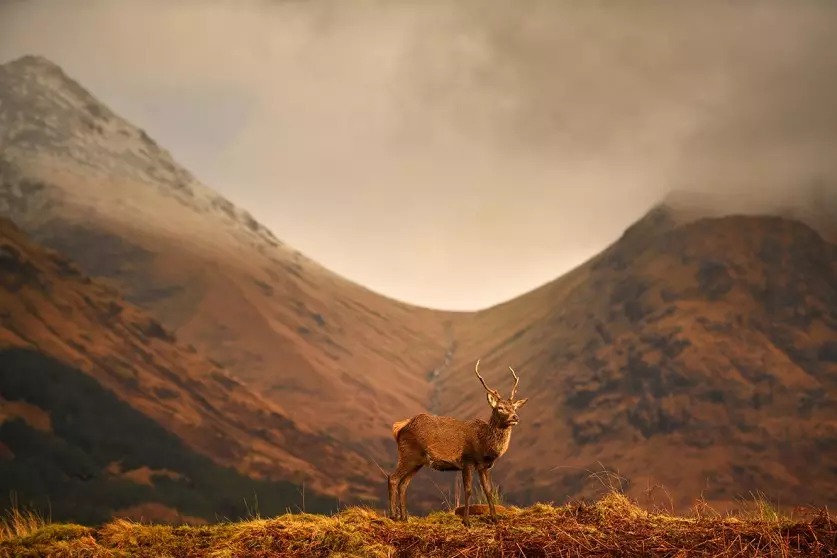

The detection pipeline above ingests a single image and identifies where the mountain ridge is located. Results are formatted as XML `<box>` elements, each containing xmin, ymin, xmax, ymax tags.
<box><xmin>0</xmin><ymin>54</ymin><xmax>465</xmax><ymax>312</ymax></box>
<box><xmin>439</xmin><ymin>208</ymin><xmax>837</xmax><ymax>511</ymax></box>
<box><xmin>0</xmin><ymin>54</ymin><xmax>454</xmax><ymax>474</ymax></box>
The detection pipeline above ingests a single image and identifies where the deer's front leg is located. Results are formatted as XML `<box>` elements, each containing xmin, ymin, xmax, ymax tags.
<box><xmin>478</xmin><ymin>468</ymin><xmax>497</xmax><ymax>522</ymax></box>
<box><xmin>461</xmin><ymin>464</ymin><xmax>473</xmax><ymax>528</ymax></box>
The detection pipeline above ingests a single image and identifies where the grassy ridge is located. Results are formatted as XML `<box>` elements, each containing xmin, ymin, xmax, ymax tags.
<box><xmin>2</xmin><ymin>492</ymin><xmax>835</xmax><ymax>557</ymax></box>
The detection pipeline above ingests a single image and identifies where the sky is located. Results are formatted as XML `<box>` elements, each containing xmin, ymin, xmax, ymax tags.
<box><xmin>1</xmin><ymin>0</ymin><xmax>836</xmax><ymax>310</ymax></box>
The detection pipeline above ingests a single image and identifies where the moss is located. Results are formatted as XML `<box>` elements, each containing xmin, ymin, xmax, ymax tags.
<box><xmin>14</xmin><ymin>523</ymin><xmax>92</xmax><ymax>545</ymax></box>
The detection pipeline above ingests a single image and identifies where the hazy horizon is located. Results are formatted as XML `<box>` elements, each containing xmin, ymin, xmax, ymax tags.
<box><xmin>2</xmin><ymin>0</ymin><xmax>836</xmax><ymax>310</ymax></box>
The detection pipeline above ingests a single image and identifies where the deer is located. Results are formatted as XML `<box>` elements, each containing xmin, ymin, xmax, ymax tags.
<box><xmin>387</xmin><ymin>359</ymin><xmax>529</xmax><ymax>527</ymax></box>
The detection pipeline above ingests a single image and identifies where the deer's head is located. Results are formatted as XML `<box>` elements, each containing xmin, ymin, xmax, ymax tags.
<box><xmin>474</xmin><ymin>359</ymin><xmax>529</xmax><ymax>427</ymax></box>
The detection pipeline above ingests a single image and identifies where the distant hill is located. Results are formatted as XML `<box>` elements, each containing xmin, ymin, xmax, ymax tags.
<box><xmin>0</xmin><ymin>217</ymin><xmax>373</xmax><ymax>523</ymax></box>
<box><xmin>442</xmin><ymin>205</ymin><xmax>837</xmax><ymax>511</ymax></box>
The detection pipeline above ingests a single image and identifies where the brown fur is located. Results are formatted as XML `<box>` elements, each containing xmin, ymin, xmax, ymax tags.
<box><xmin>387</xmin><ymin>360</ymin><xmax>529</xmax><ymax>527</ymax></box>
<box><xmin>391</xmin><ymin>419</ymin><xmax>411</xmax><ymax>440</ymax></box>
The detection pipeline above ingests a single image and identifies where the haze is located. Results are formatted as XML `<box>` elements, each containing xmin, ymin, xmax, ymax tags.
<box><xmin>1</xmin><ymin>0</ymin><xmax>836</xmax><ymax>310</ymax></box>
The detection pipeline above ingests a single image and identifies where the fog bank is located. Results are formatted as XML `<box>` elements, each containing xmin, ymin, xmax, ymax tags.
<box><xmin>2</xmin><ymin>0</ymin><xmax>836</xmax><ymax>309</ymax></box>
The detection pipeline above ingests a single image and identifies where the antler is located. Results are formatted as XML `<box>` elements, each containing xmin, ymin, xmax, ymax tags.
<box><xmin>508</xmin><ymin>366</ymin><xmax>520</xmax><ymax>400</ymax></box>
<box><xmin>474</xmin><ymin>359</ymin><xmax>501</xmax><ymax>399</ymax></box>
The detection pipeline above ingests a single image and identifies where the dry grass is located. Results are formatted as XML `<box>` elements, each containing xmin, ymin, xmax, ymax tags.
<box><xmin>2</xmin><ymin>491</ymin><xmax>835</xmax><ymax>557</ymax></box>
<box><xmin>1</xmin><ymin>505</ymin><xmax>48</xmax><ymax>543</ymax></box>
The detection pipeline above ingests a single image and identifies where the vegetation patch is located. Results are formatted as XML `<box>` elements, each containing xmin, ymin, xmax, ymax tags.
<box><xmin>0</xmin><ymin>348</ymin><xmax>336</xmax><ymax>525</ymax></box>
<box><xmin>2</xmin><ymin>492</ymin><xmax>835</xmax><ymax>557</ymax></box>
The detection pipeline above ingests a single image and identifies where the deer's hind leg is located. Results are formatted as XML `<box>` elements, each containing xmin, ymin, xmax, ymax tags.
<box><xmin>387</xmin><ymin>464</ymin><xmax>407</xmax><ymax>520</ymax></box>
<box><xmin>397</xmin><ymin>465</ymin><xmax>422</xmax><ymax>521</ymax></box>
<box><xmin>388</xmin><ymin>440</ymin><xmax>426</xmax><ymax>521</ymax></box>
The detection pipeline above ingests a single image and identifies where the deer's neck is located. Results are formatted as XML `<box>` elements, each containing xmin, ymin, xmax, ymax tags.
<box><xmin>486</xmin><ymin>415</ymin><xmax>514</xmax><ymax>457</ymax></box>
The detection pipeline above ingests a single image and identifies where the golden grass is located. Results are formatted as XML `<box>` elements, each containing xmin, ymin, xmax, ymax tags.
<box><xmin>1</xmin><ymin>492</ymin><xmax>835</xmax><ymax>557</ymax></box>
<box><xmin>1</xmin><ymin>505</ymin><xmax>48</xmax><ymax>543</ymax></box>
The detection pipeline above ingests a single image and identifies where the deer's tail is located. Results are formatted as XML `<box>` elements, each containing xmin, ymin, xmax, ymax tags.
<box><xmin>391</xmin><ymin>419</ymin><xmax>411</xmax><ymax>440</ymax></box>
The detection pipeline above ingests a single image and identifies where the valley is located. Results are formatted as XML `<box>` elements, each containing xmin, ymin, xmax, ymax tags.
<box><xmin>2</xmin><ymin>54</ymin><xmax>837</xmax><ymax>523</ymax></box>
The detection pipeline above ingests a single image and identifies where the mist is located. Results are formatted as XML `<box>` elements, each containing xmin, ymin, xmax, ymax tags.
<box><xmin>1</xmin><ymin>0</ymin><xmax>836</xmax><ymax>310</ymax></box>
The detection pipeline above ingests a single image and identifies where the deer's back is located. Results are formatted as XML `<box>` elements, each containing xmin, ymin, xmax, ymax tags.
<box><xmin>399</xmin><ymin>414</ymin><xmax>485</xmax><ymax>466</ymax></box>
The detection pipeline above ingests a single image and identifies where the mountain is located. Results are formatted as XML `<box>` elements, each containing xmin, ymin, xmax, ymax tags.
<box><xmin>0</xmin><ymin>216</ymin><xmax>384</xmax><ymax>523</ymax></box>
<box><xmin>3</xmin><ymin>53</ymin><xmax>837</xmax><ymax>518</ymax></box>
<box><xmin>441</xmin><ymin>205</ymin><xmax>837</xmax><ymax>512</ymax></box>
<box><xmin>0</xmin><ymin>54</ymin><xmax>453</xmax><ymax>472</ymax></box>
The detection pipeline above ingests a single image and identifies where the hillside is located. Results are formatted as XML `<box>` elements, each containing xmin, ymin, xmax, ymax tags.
<box><xmin>3</xmin><ymin>52</ymin><xmax>837</xmax><ymax>521</ymax></box>
<box><xmin>0</xmin><ymin>216</ymin><xmax>377</xmax><ymax>523</ymax></box>
<box><xmin>441</xmin><ymin>206</ymin><xmax>837</xmax><ymax>512</ymax></box>
<box><xmin>0</xmin><ymin>54</ymin><xmax>454</xmax><ymax>470</ymax></box>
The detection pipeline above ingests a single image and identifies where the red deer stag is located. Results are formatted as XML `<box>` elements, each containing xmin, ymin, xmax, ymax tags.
<box><xmin>387</xmin><ymin>359</ymin><xmax>528</xmax><ymax>526</ymax></box>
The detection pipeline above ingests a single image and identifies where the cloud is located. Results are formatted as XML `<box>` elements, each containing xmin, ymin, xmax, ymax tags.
<box><xmin>1</xmin><ymin>0</ymin><xmax>836</xmax><ymax>309</ymax></box>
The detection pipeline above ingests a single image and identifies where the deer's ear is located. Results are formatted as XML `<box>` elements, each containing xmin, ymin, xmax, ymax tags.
<box><xmin>513</xmin><ymin>398</ymin><xmax>529</xmax><ymax>410</ymax></box>
<box><xmin>486</xmin><ymin>392</ymin><xmax>499</xmax><ymax>408</ymax></box>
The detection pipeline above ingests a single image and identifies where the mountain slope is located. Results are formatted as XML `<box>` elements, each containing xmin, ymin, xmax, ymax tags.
<box><xmin>441</xmin><ymin>206</ymin><xmax>837</xmax><ymax>511</ymax></box>
<box><xmin>0</xmin><ymin>216</ymin><xmax>378</xmax><ymax>522</ymax></box>
<box><xmin>3</xmin><ymin>53</ymin><xmax>837</xmax><ymax>517</ymax></box>
<box><xmin>0</xmin><ymin>55</ymin><xmax>453</xmax><ymax>466</ymax></box>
